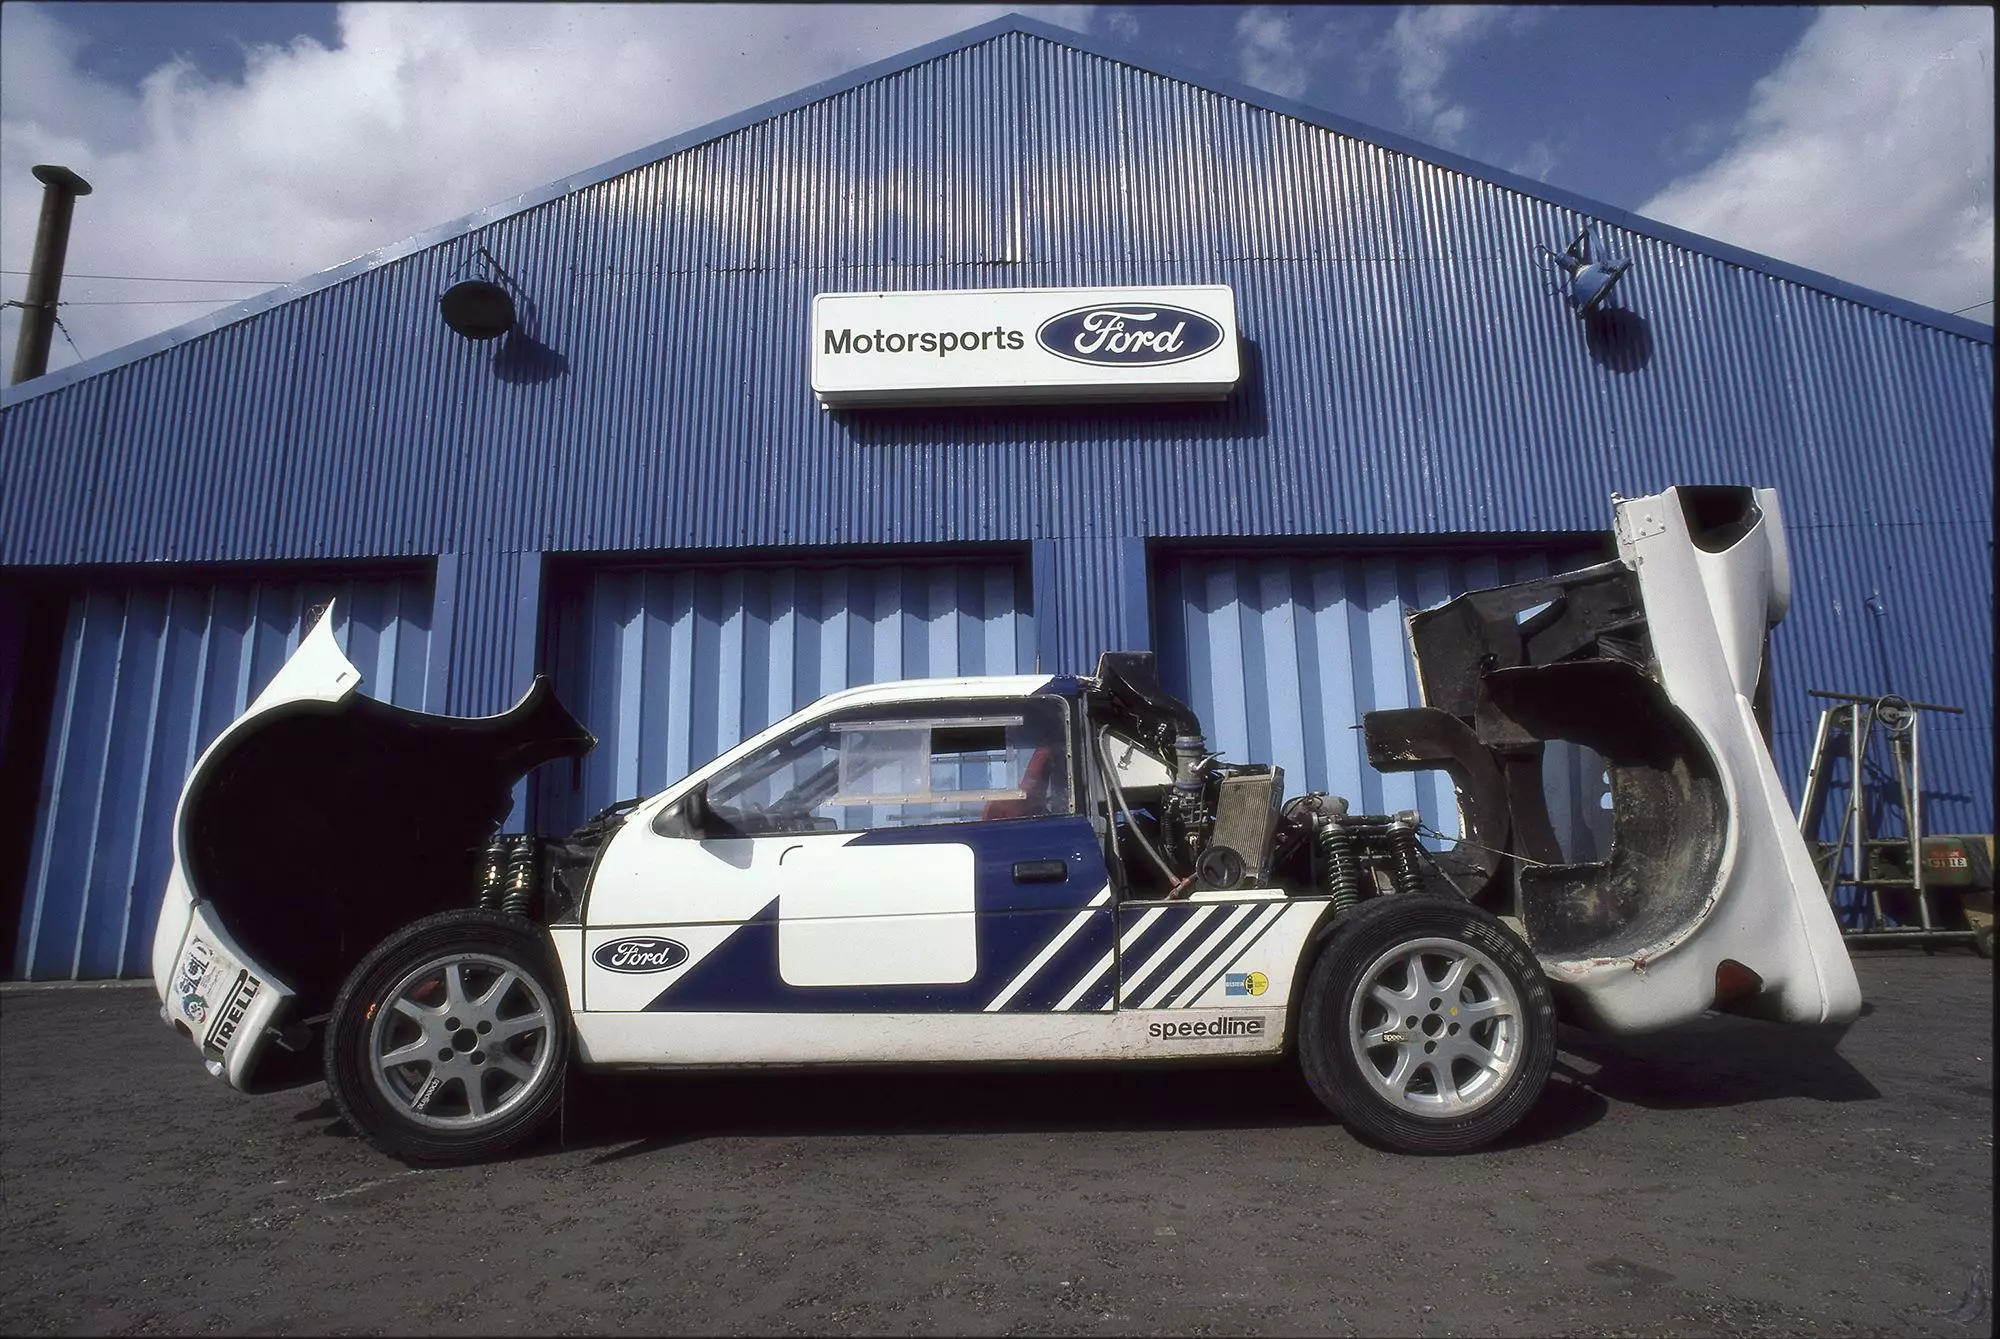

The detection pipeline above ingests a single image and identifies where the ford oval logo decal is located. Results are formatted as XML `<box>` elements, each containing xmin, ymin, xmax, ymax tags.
<box><xmin>592</xmin><ymin>937</ymin><xmax>690</xmax><ymax>974</ymax></box>
<box><xmin>1036</xmin><ymin>303</ymin><xmax>1225</xmax><ymax>368</ymax></box>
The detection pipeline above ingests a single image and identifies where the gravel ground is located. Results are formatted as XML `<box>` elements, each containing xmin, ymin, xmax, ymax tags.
<box><xmin>1</xmin><ymin>948</ymin><xmax>1990</xmax><ymax>1336</ymax></box>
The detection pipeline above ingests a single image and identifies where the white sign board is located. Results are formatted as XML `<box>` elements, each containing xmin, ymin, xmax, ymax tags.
<box><xmin>810</xmin><ymin>285</ymin><xmax>1239</xmax><ymax>407</ymax></box>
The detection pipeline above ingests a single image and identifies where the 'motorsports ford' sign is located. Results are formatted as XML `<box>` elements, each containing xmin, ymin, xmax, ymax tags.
<box><xmin>811</xmin><ymin>285</ymin><xmax>1238</xmax><ymax>407</ymax></box>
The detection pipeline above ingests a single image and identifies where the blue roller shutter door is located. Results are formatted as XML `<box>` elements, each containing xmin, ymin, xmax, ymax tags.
<box><xmin>539</xmin><ymin>558</ymin><xmax>1036</xmax><ymax>832</ymax></box>
<box><xmin>13</xmin><ymin>574</ymin><xmax>434</xmax><ymax>980</ymax></box>
<box><xmin>1154</xmin><ymin>547</ymin><xmax>1614</xmax><ymax>864</ymax></box>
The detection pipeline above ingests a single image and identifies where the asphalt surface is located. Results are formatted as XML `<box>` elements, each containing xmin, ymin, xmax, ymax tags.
<box><xmin>1</xmin><ymin>949</ymin><xmax>1991</xmax><ymax>1337</ymax></box>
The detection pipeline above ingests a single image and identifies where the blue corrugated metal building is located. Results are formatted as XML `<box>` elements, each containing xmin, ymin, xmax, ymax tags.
<box><xmin>2</xmin><ymin>15</ymin><xmax>1991</xmax><ymax>979</ymax></box>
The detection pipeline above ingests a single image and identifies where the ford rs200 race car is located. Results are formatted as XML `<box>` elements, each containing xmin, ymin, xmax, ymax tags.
<box><xmin>153</xmin><ymin>485</ymin><xmax>1860</xmax><ymax>1162</ymax></box>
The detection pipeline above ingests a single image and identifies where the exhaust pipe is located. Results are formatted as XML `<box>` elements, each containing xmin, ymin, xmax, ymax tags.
<box><xmin>9</xmin><ymin>164</ymin><xmax>93</xmax><ymax>386</ymax></box>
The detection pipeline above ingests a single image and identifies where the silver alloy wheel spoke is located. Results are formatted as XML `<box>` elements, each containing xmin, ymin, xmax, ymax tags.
<box><xmin>1347</xmin><ymin>936</ymin><xmax>1523</xmax><ymax>1119</ymax></box>
<box><xmin>378</xmin><ymin>1037</ymin><xmax>433</xmax><ymax>1071</ymax></box>
<box><xmin>463</xmin><ymin>1074</ymin><xmax>489</xmax><ymax>1119</ymax></box>
<box><xmin>1434</xmin><ymin>954</ymin><xmax>1473</xmax><ymax>1000</ymax></box>
<box><xmin>1457</xmin><ymin>1035</ymin><xmax>1505</xmax><ymax>1072</ymax></box>
<box><xmin>1457</xmin><ymin>996</ymin><xmax>1510</xmax><ymax>1023</ymax></box>
<box><xmin>487</xmin><ymin>1011</ymin><xmax>546</xmax><ymax>1045</ymax></box>
<box><xmin>444</xmin><ymin>963</ymin><xmax>471</xmax><ymax>1012</ymax></box>
<box><xmin>1371</xmin><ymin>981</ymin><xmax>1415</xmax><ymax>1013</ymax></box>
<box><xmin>391</xmin><ymin>996</ymin><xmax>437</xmax><ymax>1023</ymax></box>
<box><xmin>489</xmin><ymin>1050</ymin><xmax>536</xmax><ymax>1083</ymax></box>
<box><xmin>474</xmin><ymin>969</ymin><xmax>518</xmax><ymax>1009</ymax></box>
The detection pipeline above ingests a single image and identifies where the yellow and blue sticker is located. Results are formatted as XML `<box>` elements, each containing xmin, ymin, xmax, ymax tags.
<box><xmin>1224</xmin><ymin>971</ymin><xmax>1268</xmax><ymax>997</ymax></box>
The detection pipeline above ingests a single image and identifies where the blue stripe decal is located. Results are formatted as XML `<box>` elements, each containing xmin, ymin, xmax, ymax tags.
<box><xmin>1071</xmin><ymin>964</ymin><xmax>1119</xmax><ymax>1012</ymax></box>
<box><xmin>1120</xmin><ymin>905</ymin><xmax>1229</xmax><ymax>1002</ymax></box>
<box><xmin>1167</xmin><ymin>904</ymin><xmax>1288</xmax><ymax>1007</ymax></box>
<box><xmin>1006</xmin><ymin>912</ymin><xmax>1121</xmax><ymax>1012</ymax></box>
<box><xmin>1116</xmin><ymin>903</ymin><xmax>1200</xmax><ymax>976</ymax></box>
<box><xmin>1158</xmin><ymin>904</ymin><xmax>1275</xmax><ymax>1008</ymax></box>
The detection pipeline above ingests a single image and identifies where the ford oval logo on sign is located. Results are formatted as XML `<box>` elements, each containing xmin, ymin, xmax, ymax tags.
<box><xmin>1035</xmin><ymin>303</ymin><xmax>1225</xmax><ymax>368</ymax></box>
<box><xmin>592</xmin><ymin>937</ymin><xmax>690</xmax><ymax>974</ymax></box>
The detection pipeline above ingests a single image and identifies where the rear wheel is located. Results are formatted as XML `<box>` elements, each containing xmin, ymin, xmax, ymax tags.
<box><xmin>324</xmin><ymin>909</ymin><xmax>569</xmax><ymax>1164</ymax></box>
<box><xmin>1298</xmin><ymin>895</ymin><xmax>1554</xmax><ymax>1154</ymax></box>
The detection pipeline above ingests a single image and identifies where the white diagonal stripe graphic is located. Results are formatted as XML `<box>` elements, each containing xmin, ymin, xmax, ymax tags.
<box><xmin>1053</xmin><ymin>951</ymin><xmax>1114</xmax><ymax>1012</ymax></box>
<box><xmin>1175</xmin><ymin>903</ymin><xmax>1288</xmax><ymax>1007</ymax></box>
<box><xmin>1118</xmin><ymin>906</ymin><xmax>1222</xmax><ymax>1004</ymax></box>
<box><xmin>1135</xmin><ymin>904</ymin><xmax>1258</xmax><ymax>1008</ymax></box>
<box><xmin>1118</xmin><ymin>906</ymin><xmax>1164</xmax><ymax>950</ymax></box>
<box><xmin>983</xmin><ymin>886</ymin><xmax>1111</xmax><ymax>1012</ymax></box>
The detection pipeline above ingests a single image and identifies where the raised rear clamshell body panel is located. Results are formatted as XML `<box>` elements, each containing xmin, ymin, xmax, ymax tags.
<box><xmin>1387</xmin><ymin>486</ymin><xmax>1859</xmax><ymax>1034</ymax></box>
<box><xmin>152</xmin><ymin>613</ymin><xmax>359</xmax><ymax>1088</ymax></box>
<box><xmin>1570</xmin><ymin>486</ymin><xmax>1857</xmax><ymax>1030</ymax></box>
<box><xmin>152</xmin><ymin>605</ymin><xmax>594</xmax><ymax>1090</ymax></box>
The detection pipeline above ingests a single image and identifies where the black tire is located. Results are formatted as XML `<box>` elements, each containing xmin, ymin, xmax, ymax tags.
<box><xmin>1298</xmin><ymin>895</ymin><xmax>1554</xmax><ymax>1154</ymax></box>
<box><xmin>324</xmin><ymin>909</ymin><xmax>570</xmax><ymax>1164</ymax></box>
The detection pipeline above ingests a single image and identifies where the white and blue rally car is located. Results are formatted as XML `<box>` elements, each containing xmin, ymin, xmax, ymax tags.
<box><xmin>153</xmin><ymin>485</ymin><xmax>1860</xmax><ymax>1161</ymax></box>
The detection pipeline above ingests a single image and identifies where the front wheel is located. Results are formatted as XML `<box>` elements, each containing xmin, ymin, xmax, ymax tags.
<box><xmin>324</xmin><ymin>909</ymin><xmax>570</xmax><ymax>1164</ymax></box>
<box><xmin>1298</xmin><ymin>896</ymin><xmax>1554</xmax><ymax>1154</ymax></box>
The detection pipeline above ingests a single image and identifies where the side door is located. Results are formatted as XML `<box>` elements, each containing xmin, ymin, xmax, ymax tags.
<box><xmin>576</xmin><ymin>693</ymin><xmax>1119</xmax><ymax>1064</ymax></box>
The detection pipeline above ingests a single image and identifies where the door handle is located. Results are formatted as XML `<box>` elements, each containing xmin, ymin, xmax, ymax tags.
<box><xmin>1013</xmin><ymin>859</ymin><xmax>1068</xmax><ymax>884</ymax></box>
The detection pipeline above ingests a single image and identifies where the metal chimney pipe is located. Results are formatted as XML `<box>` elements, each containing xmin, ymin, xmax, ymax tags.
<box><xmin>10</xmin><ymin>165</ymin><xmax>94</xmax><ymax>386</ymax></box>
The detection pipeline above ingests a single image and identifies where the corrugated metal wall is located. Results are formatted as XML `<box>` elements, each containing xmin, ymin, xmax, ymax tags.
<box><xmin>12</xmin><ymin>572</ymin><xmax>434</xmax><ymax>980</ymax></box>
<box><xmin>538</xmin><ymin>556</ymin><xmax>1033</xmax><ymax>830</ymax></box>
<box><xmin>0</xmin><ymin>24</ymin><xmax>1990</xmax><ymax>842</ymax></box>
<box><xmin>1153</xmin><ymin>545</ymin><xmax>1612</xmax><ymax>860</ymax></box>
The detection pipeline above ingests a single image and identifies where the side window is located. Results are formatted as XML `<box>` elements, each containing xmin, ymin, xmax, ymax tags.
<box><xmin>703</xmin><ymin>722</ymin><xmax>843</xmax><ymax>834</ymax></box>
<box><xmin>703</xmin><ymin>697</ymin><xmax>1071</xmax><ymax>835</ymax></box>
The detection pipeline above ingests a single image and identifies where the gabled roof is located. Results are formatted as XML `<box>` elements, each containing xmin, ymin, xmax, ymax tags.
<box><xmin>5</xmin><ymin>11</ymin><xmax>1988</xmax><ymax>408</ymax></box>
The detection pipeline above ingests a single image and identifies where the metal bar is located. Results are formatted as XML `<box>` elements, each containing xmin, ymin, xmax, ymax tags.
<box><xmin>1906</xmin><ymin>713</ymin><xmax>1931</xmax><ymax>930</ymax></box>
<box><xmin>1796</xmin><ymin>703</ymin><xmax>1840</xmax><ymax>831</ymax></box>
<box><xmin>1807</xmin><ymin>689</ymin><xmax>1966</xmax><ymax>715</ymax></box>
<box><xmin>1855</xmin><ymin>704</ymin><xmax>1882</xmax><ymax>931</ymax></box>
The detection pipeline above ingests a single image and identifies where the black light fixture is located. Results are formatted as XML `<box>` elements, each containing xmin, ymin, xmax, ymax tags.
<box><xmin>438</xmin><ymin>245</ymin><xmax>519</xmax><ymax>340</ymax></box>
<box><xmin>1535</xmin><ymin>226</ymin><xmax>1631</xmax><ymax>318</ymax></box>
<box><xmin>439</xmin><ymin>277</ymin><xmax>515</xmax><ymax>341</ymax></box>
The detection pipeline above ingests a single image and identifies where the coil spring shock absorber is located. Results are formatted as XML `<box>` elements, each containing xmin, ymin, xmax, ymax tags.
<box><xmin>475</xmin><ymin>840</ymin><xmax>509</xmax><ymax>911</ymax></box>
<box><xmin>499</xmin><ymin>835</ymin><xmax>539</xmax><ymax>916</ymax></box>
<box><xmin>1388</xmin><ymin>812</ymin><xmax>1426</xmax><ymax>897</ymax></box>
<box><xmin>1316</xmin><ymin>816</ymin><xmax>1364</xmax><ymax>912</ymax></box>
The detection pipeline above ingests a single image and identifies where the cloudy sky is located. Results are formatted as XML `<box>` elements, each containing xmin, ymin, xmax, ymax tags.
<box><xmin>2</xmin><ymin>3</ymin><xmax>1992</xmax><ymax>379</ymax></box>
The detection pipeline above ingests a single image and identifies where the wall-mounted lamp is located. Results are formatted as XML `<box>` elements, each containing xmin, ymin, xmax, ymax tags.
<box><xmin>1534</xmin><ymin>226</ymin><xmax>1631</xmax><ymax>318</ymax></box>
<box><xmin>438</xmin><ymin>246</ymin><xmax>518</xmax><ymax>340</ymax></box>
<box><xmin>439</xmin><ymin>279</ymin><xmax>515</xmax><ymax>340</ymax></box>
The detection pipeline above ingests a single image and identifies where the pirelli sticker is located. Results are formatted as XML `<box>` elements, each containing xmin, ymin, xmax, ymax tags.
<box><xmin>203</xmin><ymin>970</ymin><xmax>263</xmax><ymax>1052</ymax></box>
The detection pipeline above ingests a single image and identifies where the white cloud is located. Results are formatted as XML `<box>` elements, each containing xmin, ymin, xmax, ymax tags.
<box><xmin>1377</xmin><ymin>5</ymin><xmax>1543</xmax><ymax>149</ymax></box>
<box><xmin>1</xmin><ymin>3</ymin><xmax>1091</xmax><ymax>375</ymax></box>
<box><xmin>1233</xmin><ymin>6</ymin><xmax>1311</xmax><ymax>99</ymax></box>
<box><xmin>1508</xmin><ymin>138</ymin><xmax>1558</xmax><ymax>184</ymax></box>
<box><xmin>1102</xmin><ymin>7</ymin><xmax>1141</xmax><ymax>45</ymax></box>
<box><xmin>1640</xmin><ymin>6</ymin><xmax>1994</xmax><ymax>317</ymax></box>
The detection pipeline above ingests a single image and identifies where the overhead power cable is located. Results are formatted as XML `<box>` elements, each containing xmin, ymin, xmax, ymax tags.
<box><xmin>1950</xmin><ymin>299</ymin><xmax>1993</xmax><ymax>315</ymax></box>
<box><xmin>18</xmin><ymin>297</ymin><xmax>249</xmax><ymax>307</ymax></box>
<box><xmin>0</xmin><ymin>268</ymin><xmax>287</xmax><ymax>284</ymax></box>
